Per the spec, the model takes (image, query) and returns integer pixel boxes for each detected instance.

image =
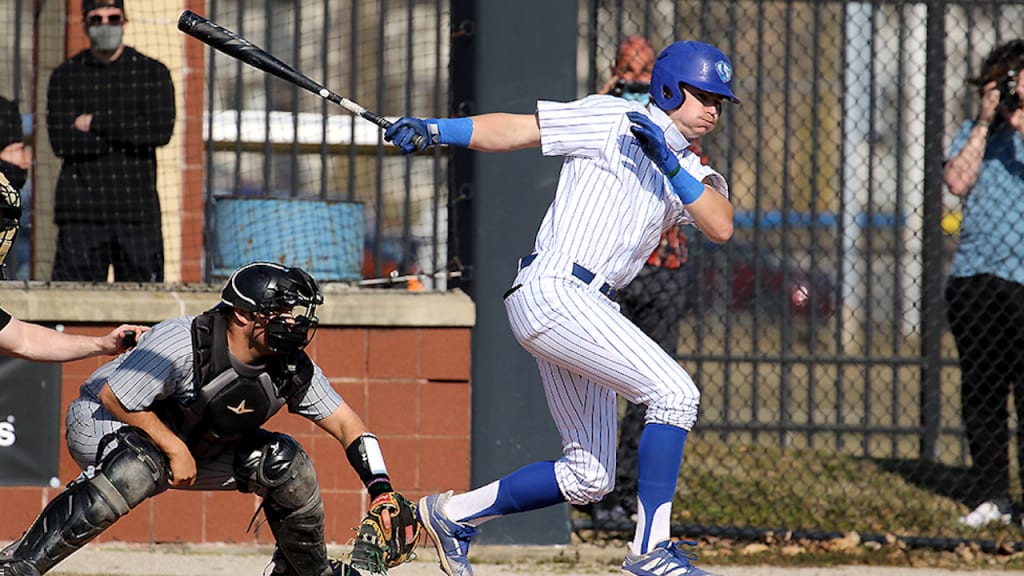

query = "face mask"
[622,91,651,105]
[87,24,123,52]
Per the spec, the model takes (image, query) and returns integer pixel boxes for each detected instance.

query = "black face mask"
[611,80,650,98]
[264,313,318,354]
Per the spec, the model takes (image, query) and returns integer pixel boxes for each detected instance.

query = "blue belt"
[517,254,619,300]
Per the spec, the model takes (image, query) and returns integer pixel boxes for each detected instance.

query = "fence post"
[919,0,947,463]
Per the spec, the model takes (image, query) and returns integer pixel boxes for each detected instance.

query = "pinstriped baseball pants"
[504,271,700,505]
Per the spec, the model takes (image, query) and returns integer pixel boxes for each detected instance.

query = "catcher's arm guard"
[349,491,422,574]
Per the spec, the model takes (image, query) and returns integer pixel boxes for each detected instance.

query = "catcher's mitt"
[349,491,421,574]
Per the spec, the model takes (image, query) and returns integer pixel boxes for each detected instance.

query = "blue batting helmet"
[649,41,740,110]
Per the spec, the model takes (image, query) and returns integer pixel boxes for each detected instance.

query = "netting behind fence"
[1,0,449,286]
[580,0,1024,544]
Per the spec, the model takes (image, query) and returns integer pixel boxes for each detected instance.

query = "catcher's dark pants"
[946,274,1024,504]
[596,264,688,517]
[52,221,164,282]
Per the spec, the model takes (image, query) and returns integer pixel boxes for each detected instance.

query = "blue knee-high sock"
[636,423,688,553]
[464,461,566,522]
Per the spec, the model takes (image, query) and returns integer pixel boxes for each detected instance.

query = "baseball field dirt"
[38,542,1024,576]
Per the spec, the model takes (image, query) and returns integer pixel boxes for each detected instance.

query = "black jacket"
[0,97,27,190]
[46,47,175,223]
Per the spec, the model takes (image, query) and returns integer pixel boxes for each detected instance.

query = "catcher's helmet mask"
[221,262,324,354]
[649,40,740,111]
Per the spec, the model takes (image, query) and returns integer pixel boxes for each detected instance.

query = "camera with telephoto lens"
[611,79,650,98]
[998,69,1021,113]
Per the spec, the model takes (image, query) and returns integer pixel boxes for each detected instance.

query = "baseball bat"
[177,10,423,150]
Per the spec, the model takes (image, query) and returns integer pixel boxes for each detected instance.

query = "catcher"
[0,262,418,576]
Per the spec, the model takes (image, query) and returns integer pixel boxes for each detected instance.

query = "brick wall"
[0,287,474,546]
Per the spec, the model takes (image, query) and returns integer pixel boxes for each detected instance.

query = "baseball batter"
[0,262,393,576]
[386,41,738,576]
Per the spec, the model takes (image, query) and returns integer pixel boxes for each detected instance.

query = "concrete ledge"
[0,282,475,327]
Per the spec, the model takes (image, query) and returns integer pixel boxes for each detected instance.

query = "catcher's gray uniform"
[65,315,342,490]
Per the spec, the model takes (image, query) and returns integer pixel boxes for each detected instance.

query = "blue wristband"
[426,117,474,147]
[666,165,706,205]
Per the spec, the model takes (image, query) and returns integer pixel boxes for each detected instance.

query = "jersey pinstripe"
[535,95,727,289]
[66,314,342,487]
[502,96,728,504]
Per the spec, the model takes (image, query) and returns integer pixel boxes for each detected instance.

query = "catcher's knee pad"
[235,432,326,576]
[234,431,320,508]
[9,427,167,574]
[96,426,171,505]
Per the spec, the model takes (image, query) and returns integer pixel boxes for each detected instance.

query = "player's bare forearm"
[687,186,734,244]
[315,402,372,448]
[468,113,541,152]
[98,383,191,473]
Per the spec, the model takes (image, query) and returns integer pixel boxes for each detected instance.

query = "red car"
[687,240,836,320]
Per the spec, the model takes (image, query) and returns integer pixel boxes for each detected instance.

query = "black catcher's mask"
[221,262,324,354]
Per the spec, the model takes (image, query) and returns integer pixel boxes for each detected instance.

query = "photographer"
[943,39,1024,529]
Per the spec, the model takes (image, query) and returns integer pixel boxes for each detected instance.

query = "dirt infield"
[35,543,1024,576]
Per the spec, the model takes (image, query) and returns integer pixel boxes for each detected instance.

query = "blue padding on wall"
[212,197,364,281]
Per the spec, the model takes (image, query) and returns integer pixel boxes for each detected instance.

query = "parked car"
[685,240,836,320]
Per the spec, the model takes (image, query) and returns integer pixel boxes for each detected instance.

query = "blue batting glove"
[384,117,432,154]
[626,111,705,205]
[627,111,679,175]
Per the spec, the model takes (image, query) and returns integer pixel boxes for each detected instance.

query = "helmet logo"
[715,60,732,83]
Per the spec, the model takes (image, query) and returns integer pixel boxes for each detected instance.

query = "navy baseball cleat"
[418,491,477,576]
[621,540,722,576]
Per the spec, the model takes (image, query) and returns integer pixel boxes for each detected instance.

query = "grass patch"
[577,442,1024,568]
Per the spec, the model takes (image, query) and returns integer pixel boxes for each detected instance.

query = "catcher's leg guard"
[235,431,328,576]
[3,427,168,575]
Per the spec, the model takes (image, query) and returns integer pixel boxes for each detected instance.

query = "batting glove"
[627,111,705,205]
[385,118,432,154]
[385,117,475,154]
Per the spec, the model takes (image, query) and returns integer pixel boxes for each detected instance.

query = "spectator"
[943,39,1024,529]
[0,96,31,191]
[47,0,175,283]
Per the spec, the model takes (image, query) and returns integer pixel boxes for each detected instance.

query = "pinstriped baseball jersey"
[534,95,727,289]
[500,95,730,503]
[66,314,342,483]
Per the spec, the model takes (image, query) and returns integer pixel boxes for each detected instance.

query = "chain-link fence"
[580,0,1024,544]
[5,0,1024,546]
[0,0,450,286]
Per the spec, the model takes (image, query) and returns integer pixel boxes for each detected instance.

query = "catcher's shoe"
[418,491,477,576]
[322,559,361,576]
[0,559,40,576]
[621,540,721,576]
[262,550,360,576]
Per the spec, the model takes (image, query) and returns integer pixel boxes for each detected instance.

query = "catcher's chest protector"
[155,311,314,455]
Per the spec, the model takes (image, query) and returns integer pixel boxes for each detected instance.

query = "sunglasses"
[86,13,123,25]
